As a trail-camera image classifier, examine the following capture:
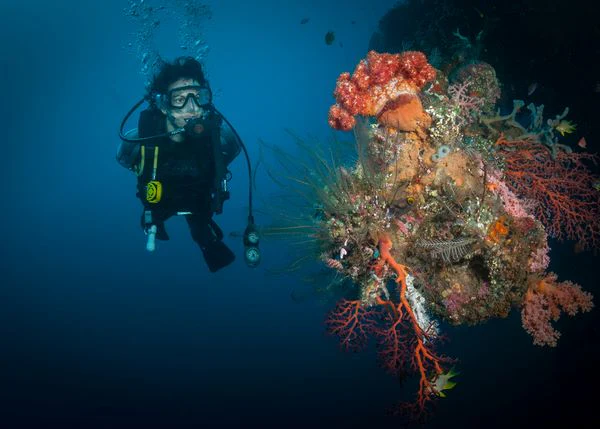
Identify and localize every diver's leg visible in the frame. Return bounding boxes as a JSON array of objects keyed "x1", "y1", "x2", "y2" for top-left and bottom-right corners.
[{"x1": 186, "y1": 214, "x2": 235, "y2": 272}]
